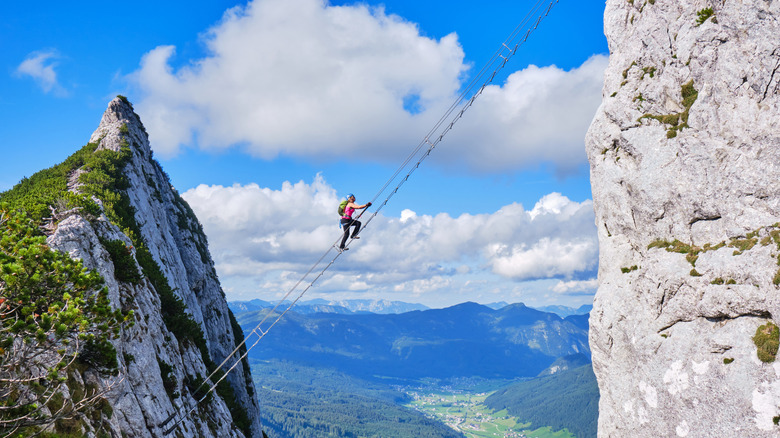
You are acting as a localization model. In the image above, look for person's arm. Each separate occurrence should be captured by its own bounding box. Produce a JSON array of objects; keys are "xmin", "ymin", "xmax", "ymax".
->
[{"xmin": 348, "ymin": 201, "xmax": 372, "ymax": 210}]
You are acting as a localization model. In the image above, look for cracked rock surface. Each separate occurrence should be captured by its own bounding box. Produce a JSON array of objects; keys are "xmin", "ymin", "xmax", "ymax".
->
[
  {"xmin": 587, "ymin": 1, "xmax": 780, "ymax": 436},
  {"xmin": 47, "ymin": 98, "xmax": 262, "ymax": 437}
]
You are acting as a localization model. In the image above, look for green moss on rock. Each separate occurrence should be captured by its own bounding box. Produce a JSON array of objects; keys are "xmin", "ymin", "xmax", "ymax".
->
[{"xmin": 753, "ymin": 322, "xmax": 780, "ymax": 363}]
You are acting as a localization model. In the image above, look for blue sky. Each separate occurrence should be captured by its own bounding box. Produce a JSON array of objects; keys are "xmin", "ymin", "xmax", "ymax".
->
[{"xmin": 1, "ymin": 0, "xmax": 608, "ymax": 308}]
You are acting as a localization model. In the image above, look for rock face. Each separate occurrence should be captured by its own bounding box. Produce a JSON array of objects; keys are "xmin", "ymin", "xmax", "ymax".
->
[
  {"xmin": 587, "ymin": 1, "xmax": 780, "ymax": 436},
  {"xmin": 47, "ymin": 98, "xmax": 262, "ymax": 437}
]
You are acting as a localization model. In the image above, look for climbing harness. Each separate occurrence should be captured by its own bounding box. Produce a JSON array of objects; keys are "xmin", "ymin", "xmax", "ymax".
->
[{"xmin": 160, "ymin": 0, "xmax": 560, "ymax": 434}]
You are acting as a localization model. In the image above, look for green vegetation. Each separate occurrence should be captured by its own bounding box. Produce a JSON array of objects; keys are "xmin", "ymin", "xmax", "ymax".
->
[
  {"xmin": 696, "ymin": 8, "xmax": 715, "ymax": 26},
  {"xmin": 100, "ymin": 238, "xmax": 141, "ymax": 284},
  {"xmin": 484, "ymin": 365, "xmax": 598, "ymax": 438},
  {"xmin": 730, "ymin": 236, "xmax": 758, "ymax": 255},
  {"xmin": 753, "ymin": 322, "xmax": 780, "ymax": 363},
  {"xmin": 622, "ymin": 61, "xmax": 637, "ymax": 79},
  {"xmin": 0, "ymin": 142, "xmax": 104, "ymax": 223},
  {"xmin": 251, "ymin": 360, "xmax": 462, "ymax": 438},
  {"xmin": 621, "ymin": 265, "xmax": 639, "ymax": 273},
  {"xmin": 647, "ymin": 238, "xmax": 709, "ymax": 267},
  {"xmin": 639, "ymin": 80, "xmax": 698, "ymax": 138},
  {"xmin": 723, "ymin": 358, "xmax": 734, "ymax": 364},
  {"xmin": 649, "ymin": 224, "xmax": 780, "ymax": 286},
  {"xmin": 0, "ymin": 97, "xmax": 252, "ymax": 436},
  {"xmin": 158, "ymin": 358, "xmax": 178, "ymax": 400},
  {"xmin": 408, "ymin": 390, "xmax": 569, "ymax": 438},
  {"xmin": 641, "ymin": 66, "xmax": 656, "ymax": 79},
  {"xmin": 0, "ymin": 205, "xmax": 132, "ymax": 434},
  {"xmin": 647, "ymin": 238, "xmax": 695, "ymax": 253},
  {"xmin": 228, "ymin": 308, "xmax": 255, "ymax": 399}
]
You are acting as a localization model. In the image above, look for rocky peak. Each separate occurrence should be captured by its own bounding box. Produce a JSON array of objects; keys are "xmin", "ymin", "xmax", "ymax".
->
[
  {"xmin": 89, "ymin": 96, "xmax": 151, "ymax": 156},
  {"xmin": 43, "ymin": 98, "xmax": 262, "ymax": 437},
  {"xmin": 588, "ymin": 1, "xmax": 779, "ymax": 437}
]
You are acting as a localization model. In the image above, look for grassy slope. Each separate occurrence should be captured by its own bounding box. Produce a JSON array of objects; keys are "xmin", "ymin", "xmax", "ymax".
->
[{"xmin": 483, "ymin": 364, "xmax": 599, "ymax": 438}]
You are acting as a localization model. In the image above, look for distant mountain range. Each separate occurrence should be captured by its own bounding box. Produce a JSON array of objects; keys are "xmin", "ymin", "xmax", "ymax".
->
[
  {"xmin": 234, "ymin": 300, "xmax": 597, "ymax": 437},
  {"xmin": 229, "ymin": 298, "xmax": 592, "ymax": 317},
  {"xmin": 535, "ymin": 304, "xmax": 593, "ymax": 317},
  {"xmin": 235, "ymin": 301, "xmax": 590, "ymax": 380},
  {"xmin": 229, "ymin": 298, "xmax": 429, "ymax": 315}
]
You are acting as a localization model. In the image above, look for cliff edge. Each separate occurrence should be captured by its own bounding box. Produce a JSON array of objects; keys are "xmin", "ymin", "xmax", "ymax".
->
[
  {"xmin": 587, "ymin": 1, "xmax": 780, "ymax": 436},
  {"xmin": 19, "ymin": 97, "xmax": 261, "ymax": 437}
]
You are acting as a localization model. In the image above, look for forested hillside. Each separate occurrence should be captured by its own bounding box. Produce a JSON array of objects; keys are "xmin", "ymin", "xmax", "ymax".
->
[
  {"xmin": 483, "ymin": 364, "xmax": 599, "ymax": 438},
  {"xmin": 252, "ymin": 360, "xmax": 464, "ymax": 438},
  {"xmin": 233, "ymin": 301, "xmax": 597, "ymax": 437}
]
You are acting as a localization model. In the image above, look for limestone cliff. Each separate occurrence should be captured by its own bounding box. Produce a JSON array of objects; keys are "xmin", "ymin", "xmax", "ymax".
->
[
  {"xmin": 587, "ymin": 1, "xmax": 780, "ymax": 436},
  {"xmin": 45, "ymin": 97, "xmax": 262, "ymax": 437}
]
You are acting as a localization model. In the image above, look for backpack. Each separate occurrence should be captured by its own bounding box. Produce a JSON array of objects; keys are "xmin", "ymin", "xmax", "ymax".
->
[{"xmin": 337, "ymin": 200, "xmax": 348, "ymax": 216}]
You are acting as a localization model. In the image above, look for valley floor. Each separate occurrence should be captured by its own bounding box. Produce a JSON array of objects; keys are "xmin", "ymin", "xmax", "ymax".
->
[{"xmin": 403, "ymin": 388, "xmax": 575, "ymax": 438}]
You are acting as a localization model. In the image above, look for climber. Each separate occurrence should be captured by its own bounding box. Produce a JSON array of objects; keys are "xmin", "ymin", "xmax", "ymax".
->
[{"xmin": 338, "ymin": 194, "xmax": 371, "ymax": 252}]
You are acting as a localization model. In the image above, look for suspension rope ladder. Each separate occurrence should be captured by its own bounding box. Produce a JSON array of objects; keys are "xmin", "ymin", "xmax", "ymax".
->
[{"xmin": 160, "ymin": 0, "xmax": 559, "ymax": 434}]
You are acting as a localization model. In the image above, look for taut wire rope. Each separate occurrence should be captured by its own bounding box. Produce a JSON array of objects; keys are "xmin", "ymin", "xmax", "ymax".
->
[{"xmin": 161, "ymin": 0, "xmax": 559, "ymax": 434}]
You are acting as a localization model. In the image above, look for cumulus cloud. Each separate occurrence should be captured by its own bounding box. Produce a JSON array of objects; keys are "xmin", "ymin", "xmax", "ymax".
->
[
  {"xmin": 16, "ymin": 50, "xmax": 66, "ymax": 95},
  {"xmin": 182, "ymin": 177, "xmax": 598, "ymax": 301},
  {"xmin": 128, "ymin": 0, "xmax": 606, "ymax": 174},
  {"xmin": 130, "ymin": 0, "xmax": 464, "ymax": 160},
  {"xmin": 551, "ymin": 278, "xmax": 599, "ymax": 295},
  {"xmin": 439, "ymin": 55, "xmax": 608, "ymax": 174}
]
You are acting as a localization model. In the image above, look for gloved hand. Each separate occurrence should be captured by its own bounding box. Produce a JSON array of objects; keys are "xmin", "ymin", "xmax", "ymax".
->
[{"xmin": 366, "ymin": 202, "xmax": 372, "ymax": 207}]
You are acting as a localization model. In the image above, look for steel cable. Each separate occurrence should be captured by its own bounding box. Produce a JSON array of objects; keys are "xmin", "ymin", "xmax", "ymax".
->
[{"xmin": 160, "ymin": 0, "xmax": 559, "ymax": 433}]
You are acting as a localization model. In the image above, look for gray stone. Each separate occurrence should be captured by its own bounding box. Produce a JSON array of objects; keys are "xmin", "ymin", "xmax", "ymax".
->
[
  {"xmin": 47, "ymin": 97, "xmax": 262, "ymax": 437},
  {"xmin": 588, "ymin": 1, "xmax": 780, "ymax": 436}
]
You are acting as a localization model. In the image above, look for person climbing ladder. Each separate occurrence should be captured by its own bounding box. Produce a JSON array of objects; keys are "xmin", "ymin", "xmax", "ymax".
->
[{"xmin": 338, "ymin": 193, "xmax": 371, "ymax": 252}]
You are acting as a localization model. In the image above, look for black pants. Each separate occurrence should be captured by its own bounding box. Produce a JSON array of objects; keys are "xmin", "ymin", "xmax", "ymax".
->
[{"xmin": 340, "ymin": 218, "xmax": 361, "ymax": 249}]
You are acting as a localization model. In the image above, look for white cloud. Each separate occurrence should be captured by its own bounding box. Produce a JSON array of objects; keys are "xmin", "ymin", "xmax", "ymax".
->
[
  {"xmin": 128, "ymin": 0, "xmax": 606, "ymax": 174},
  {"xmin": 551, "ymin": 278, "xmax": 599, "ymax": 295},
  {"xmin": 488, "ymin": 237, "xmax": 597, "ymax": 280},
  {"xmin": 16, "ymin": 50, "xmax": 66, "ymax": 95},
  {"xmin": 182, "ymin": 177, "xmax": 598, "ymax": 302},
  {"xmin": 130, "ymin": 0, "xmax": 464, "ymax": 160},
  {"xmin": 438, "ymin": 55, "xmax": 608, "ymax": 174}
]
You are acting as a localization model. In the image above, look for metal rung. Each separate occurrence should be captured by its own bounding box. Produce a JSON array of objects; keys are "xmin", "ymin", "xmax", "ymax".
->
[{"xmin": 160, "ymin": 412, "xmax": 177, "ymax": 428}]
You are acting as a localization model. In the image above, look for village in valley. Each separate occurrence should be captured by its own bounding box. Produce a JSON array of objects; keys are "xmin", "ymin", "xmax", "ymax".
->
[{"xmin": 402, "ymin": 385, "xmax": 574, "ymax": 438}]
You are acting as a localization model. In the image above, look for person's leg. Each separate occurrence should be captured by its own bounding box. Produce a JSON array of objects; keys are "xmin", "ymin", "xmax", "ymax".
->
[
  {"xmin": 350, "ymin": 220, "xmax": 362, "ymax": 238},
  {"xmin": 340, "ymin": 219, "xmax": 352, "ymax": 249}
]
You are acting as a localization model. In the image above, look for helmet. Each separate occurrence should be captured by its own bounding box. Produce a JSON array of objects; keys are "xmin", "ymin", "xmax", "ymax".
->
[{"xmin": 346, "ymin": 193, "xmax": 354, "ymax": 200}]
